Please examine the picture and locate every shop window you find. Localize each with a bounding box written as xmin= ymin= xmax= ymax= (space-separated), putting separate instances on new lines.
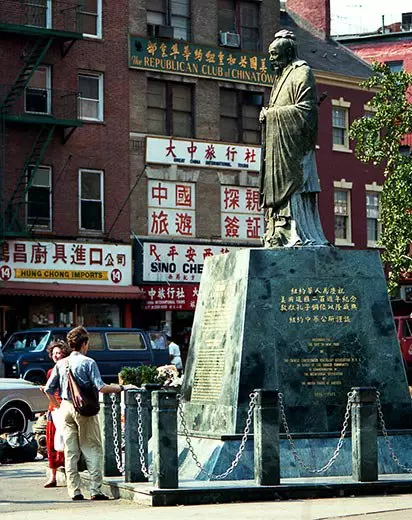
xmin=78 ymin=72 xmax=104 ymax=121
xmin=78 ymin=303 xmax=120 ymax=327
xmin=332 ymin=98 xmax=351 ymax=152
xmin=79 ymin=0 xmax=102 ymax=38
xmin=218 ymin=0 xmax=260 ymax=51
xmin=79 ymin=169 xmax=104 ymax=231
xmin=366 ymin=182 xmax=382 ymax=247
xmin=147 ymin=0 xmax=190 ymax=40
xmin=106 ymin=332 xmax=146 ymax=350
xmin=334 ymin=179 xmax=353 ymax=246
xmin=147 ymin=80 xmax=193 ymax=137
xmin=25 ymin=65 xmax=51 ymax=114
xmin=220 ymin=89 xmax=262 ymax=144
xmin=26 ymin=164 xmax=52 ymax=230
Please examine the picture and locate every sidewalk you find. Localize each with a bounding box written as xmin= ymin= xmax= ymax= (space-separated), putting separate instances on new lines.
xmin=2 ymin=461 xmax=412 ymax=519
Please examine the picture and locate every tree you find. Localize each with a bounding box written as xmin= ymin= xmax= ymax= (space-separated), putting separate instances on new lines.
xmin=350 ymin=61 xmax=412 ymax=293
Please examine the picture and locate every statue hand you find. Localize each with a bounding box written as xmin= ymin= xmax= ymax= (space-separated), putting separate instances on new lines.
xmin=259 ymin=107 xmax=268 ymax=123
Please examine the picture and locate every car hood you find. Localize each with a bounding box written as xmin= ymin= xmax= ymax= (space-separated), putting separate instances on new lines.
xmin=0 ymin=378 xmax=39 ymax=389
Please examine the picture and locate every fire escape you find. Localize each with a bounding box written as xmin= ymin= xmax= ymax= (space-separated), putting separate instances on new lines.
xmin=0 ymin=0 xmax=84 ymax=237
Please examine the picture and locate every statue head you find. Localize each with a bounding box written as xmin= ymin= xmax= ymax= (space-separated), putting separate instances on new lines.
xmin=268 ymin=30 xmax=297 ymax=75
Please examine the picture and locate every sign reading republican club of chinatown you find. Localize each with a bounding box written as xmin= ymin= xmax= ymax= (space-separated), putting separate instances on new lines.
xmin=146 ymin=136 xmax=261 ymax=172
xmin=142 ymin=242 xmax=236 ymax=283
xmin=0 ymin=240 xmax=132 ymax=286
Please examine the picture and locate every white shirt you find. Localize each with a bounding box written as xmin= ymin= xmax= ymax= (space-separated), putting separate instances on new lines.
xmin=168 ymin=341 xmax=183 ymax=370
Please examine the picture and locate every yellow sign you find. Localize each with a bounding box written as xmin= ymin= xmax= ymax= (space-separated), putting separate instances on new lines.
xmin=14 ymin=269 xmax=108 ymax=281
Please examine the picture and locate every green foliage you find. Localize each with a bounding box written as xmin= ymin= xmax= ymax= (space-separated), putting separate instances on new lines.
xmin=349 ymin=61 xmax=412 ymax=293
xmin=119 ymin=365 xmax=159 ymax=387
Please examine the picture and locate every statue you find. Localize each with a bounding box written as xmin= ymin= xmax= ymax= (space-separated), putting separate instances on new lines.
xmin=259 ymin=30 xmax=329 ymax=248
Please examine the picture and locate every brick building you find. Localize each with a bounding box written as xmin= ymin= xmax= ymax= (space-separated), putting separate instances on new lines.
xmin=0 ymin=0 xmax=139 ymax=337
xmin=128 ymin=0 xmax=381 ymax=349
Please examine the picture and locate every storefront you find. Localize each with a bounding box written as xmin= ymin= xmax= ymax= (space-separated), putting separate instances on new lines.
xmin=0 ymin=239 xmax=144 ymax=339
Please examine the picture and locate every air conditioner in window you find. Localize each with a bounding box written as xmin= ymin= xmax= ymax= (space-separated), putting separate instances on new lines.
xmin=219 ymin=31 xmax=241 ymax=48
xmin=147 ymin=24 xmax=174 ymax=39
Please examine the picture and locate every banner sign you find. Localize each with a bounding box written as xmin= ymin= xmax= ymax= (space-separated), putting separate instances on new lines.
xmin=146 ymin=136 xmax=261 ymax=172
xmin=141 ymin=242 xmax=237 ymax=283
xmin=139 ymin=284 xmax=199 ymax=310
xmin=221 ymin=186 xmax=264 ymax=240
xmin=130 ymin=36 xmax=276 ymax=87
xmin=0 ymin=240 xmax=132 ymax=286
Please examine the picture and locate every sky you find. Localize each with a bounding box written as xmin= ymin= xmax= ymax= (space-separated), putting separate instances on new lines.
xmin=330 ymin=0 xmax=412 ymax=36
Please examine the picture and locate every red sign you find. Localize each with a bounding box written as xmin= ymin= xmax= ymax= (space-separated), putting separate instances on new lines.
xmin=139 ymin=284 xmax=199 ymax=311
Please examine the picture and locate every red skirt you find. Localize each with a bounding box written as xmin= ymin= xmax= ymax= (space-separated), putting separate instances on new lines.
xmin=46 ymin=414 xmax=65 ymax=470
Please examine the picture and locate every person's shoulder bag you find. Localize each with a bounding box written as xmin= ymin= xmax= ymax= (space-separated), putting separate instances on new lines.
xmin=66 ymin=359 xmax=100 ymax=417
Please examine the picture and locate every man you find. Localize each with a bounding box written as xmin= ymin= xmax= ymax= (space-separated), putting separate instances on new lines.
xmin=259 ymin=30 xmax=329 ymax=248
xmin=44 ymin=326 xmax=136 ymax=501
xmin=167 ymin=335 xmax=183 ymax=374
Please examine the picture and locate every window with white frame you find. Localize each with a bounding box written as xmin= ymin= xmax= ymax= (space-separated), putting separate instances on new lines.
xmin=147 ymin=0 xmax=190 ymax=40
xmin=25 ymin=0 xmax=51 ymax=28
xmin=334 ymin=179 xmax=353 ymax=246
xmin=79 ymin=0 xmax=102 ymax=38
xmin=26 ymin=165 xmax=52 ymax=230
xmin=332 ymin=98 xmax=351 ymax=152
xmin=79 ymin=169 xmax=104 ymax=231
xmin=366 ymin=183 xmax=382 ymax=246
xmin=78 ymin=72 xmax=104 ymax=121
xmin=25 ymin=65 xmax=51 ymax=114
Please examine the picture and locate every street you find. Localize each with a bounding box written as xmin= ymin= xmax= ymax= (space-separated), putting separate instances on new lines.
xmin=2 ymin=461 xmax=412 ymax=520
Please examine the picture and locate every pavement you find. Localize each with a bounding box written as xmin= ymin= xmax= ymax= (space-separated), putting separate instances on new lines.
xmin=3 ymin=461 xmax=412 ymax=519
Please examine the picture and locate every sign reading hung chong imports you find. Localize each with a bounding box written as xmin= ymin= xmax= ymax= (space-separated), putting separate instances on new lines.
xmin=129 ymin=36 xmax=276 ymax=87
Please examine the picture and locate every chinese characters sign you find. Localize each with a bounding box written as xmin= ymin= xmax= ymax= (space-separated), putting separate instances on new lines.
xmin=130 ymin=36 xmax=276 ymax=87
xmin=221 ymin=186 xmax=264 ymax=240
xmin=139 ymin=284 xmax=199 ymax=311
xmin=148 ymin=180 xmax=196 ymax=237
xmin=0 ymin=241 xmax=132 ymax=286
xmin=141 ymin=242 xmax=235 ymax=283
xmin=146 ymin=136 xmax=261 ymax=172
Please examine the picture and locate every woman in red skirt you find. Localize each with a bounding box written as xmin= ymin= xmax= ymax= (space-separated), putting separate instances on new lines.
xmin=43 ymin=340 xmax=71 ymax=488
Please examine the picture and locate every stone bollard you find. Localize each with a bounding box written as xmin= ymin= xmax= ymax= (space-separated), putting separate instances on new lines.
xmin=124 ymin=389 xmax=149 ymax=482
xmin=100 ymin=393 xmax=122 ymax=477
xmin=254 ymin=389 xmax=280 ymax=486
xmin=152 ymin=390 xmax=178 ymax=489
xmin=351 ymin=387 xmax=378 ymax=482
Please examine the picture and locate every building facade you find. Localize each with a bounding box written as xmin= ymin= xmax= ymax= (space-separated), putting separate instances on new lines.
xmin=0 ymin=0 xmax=139 ymax=338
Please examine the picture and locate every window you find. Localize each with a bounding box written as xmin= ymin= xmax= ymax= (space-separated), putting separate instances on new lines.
xmin=147 ymin=0 xmax=190 ymax=40
xmin=220 ymin=89 xmax=262 ymax=144
xmin=79 ymin=0 xmax=102 ymax=38
xmin=365 ymin=182 xmax=382 ymax=247
xmin=334 ymin=179 xmax=353 ymax=246
xmin=25 ymin=65 xmax=51 ymax=114
xmin=79 ymin=169 xmax=104 ymax=231
xmin=78 ymin=72 xmax=104 ymax=121
xmin=147 ymin=80 xmax=193 ymax=137
xmin=218 ymin=0 xmax=260 ymax=51
xmin=106 ymin=332 xmax=146 ymax=350
xmin=26 ymin=165 xmax=52 ymax=230
xmin=332 ymin=98 xmax=351 ymax=152
xmin=87 ymin=332 xmax=105 ymax=351
xmin=385 ymin=60 xmax=403 ymax=73
xmin=25 ymin=0 xmax=51 ymax=28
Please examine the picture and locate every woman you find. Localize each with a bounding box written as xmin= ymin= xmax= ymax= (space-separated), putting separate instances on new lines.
xmin=42 ymin=340 xmax=71 ymax=488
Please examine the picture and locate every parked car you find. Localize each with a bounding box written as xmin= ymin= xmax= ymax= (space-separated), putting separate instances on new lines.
xmin=394 ymin=315 xmax=412 ymax=383
xmin=2 ymin=327 xmax=169 ymax=385
xmin=0 ymin=378 xmax=48 ymax=433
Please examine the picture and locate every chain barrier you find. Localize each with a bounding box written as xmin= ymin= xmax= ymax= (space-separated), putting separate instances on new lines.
xmin=109 ymin=394 xmax=125 ymax=475
xmin=279 ymin=390 xmax=355 ymax=474
xmin=177 ymin=391 xmax=258 ymax=480
xmin=376 ymin=390 xmax=412 ymax=474
xmin=135 ymin=392 xmax=153 ymax=478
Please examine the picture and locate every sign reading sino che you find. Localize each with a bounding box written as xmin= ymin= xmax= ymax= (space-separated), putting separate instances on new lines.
xmin=129 ymin=36 xmax=276 ymax=87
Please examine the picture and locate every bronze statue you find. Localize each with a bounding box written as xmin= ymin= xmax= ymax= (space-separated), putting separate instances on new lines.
xmin=259 ymin=30 xmax=329 ymax=248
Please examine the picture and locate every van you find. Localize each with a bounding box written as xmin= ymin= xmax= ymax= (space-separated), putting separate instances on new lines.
xmin=1 ymin=328 xmax=169 ymax=384
xmin=394 ymin=315 xmax=412 ymax=383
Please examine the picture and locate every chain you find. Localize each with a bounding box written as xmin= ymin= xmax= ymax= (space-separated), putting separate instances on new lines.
xmin=109 ymin=394 xmax=125 ymax=475
xmin=177 ymin=391 xmax=258 ymax=480
xmin=135 ymin=393 xmax=153 ymax=478
xmin=376 ymin=390 xmax=412 ymax=473
xmin=279 ymin=390 xmax=354 ymax=474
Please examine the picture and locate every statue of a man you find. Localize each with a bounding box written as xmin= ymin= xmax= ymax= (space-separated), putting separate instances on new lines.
xmin=259 ymin=30 xmax=329 ymax=248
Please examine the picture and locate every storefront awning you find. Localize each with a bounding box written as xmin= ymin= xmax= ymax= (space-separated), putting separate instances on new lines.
xmin=0 ymin=282 xmax=145 ymax=300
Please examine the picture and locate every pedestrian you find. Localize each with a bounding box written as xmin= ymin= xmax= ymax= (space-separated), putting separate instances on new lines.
xmin=166 ymin=335 xmax=183 ymax=375
xmin=41 ymin=339 xmax=72 ymax=488
xmin=44 ymin=326 xmax=137 ymax=501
